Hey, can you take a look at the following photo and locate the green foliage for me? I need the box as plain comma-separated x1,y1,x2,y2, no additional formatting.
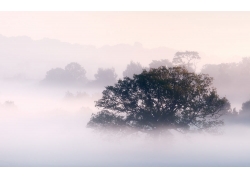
88,66,230,135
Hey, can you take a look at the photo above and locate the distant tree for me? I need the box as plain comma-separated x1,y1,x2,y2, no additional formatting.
87,66,230,135
64,91,89,100
172,51,201,71
149,59,173,69
42,62,87,86
44,68,70,84
76,91,89,99
237,57,250,79
65,62,87,83
3,101,17,110
93,68,117,86
222,107,239,121
4,101,15,107
240,100,250,116
201,63,236,88
201,64,219,78
231,108,238,116
123,61,143,78
200,58,250,113
65,91,74,99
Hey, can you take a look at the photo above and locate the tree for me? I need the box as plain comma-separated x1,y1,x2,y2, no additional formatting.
42,62,87,86
44,68,70,84
65,62,87,83
240,100,250,116
87,66,230,135
149,59,173,69
172,51,201,71
92,68,117,86
123,61,143,78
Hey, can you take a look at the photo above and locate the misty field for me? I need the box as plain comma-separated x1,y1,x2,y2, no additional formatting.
0,80,250,166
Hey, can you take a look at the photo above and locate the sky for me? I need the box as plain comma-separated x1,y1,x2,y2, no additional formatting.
1,12,250,58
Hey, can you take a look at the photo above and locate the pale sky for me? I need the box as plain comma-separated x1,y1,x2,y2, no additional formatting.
1,12,250,57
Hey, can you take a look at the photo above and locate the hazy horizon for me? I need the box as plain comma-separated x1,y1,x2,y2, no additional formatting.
1,12,250,58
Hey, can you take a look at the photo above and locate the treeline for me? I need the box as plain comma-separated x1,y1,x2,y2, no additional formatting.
201,58,250,86
39,50,250,126
225,99,250,125
41,62,117,87
201,57,250,102
41,59,175,87
41,51,250,109
41,51,201,87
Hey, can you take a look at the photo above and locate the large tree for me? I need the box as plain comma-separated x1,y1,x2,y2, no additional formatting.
87,66,230,135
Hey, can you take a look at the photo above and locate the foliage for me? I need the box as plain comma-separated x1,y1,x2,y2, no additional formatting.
200,58,250,104
172,51,201,71
149,59,173,69
44,68,69,82
88,66,230,135
88,110,127,130
64,91,89,100
201,57,250,87
123,61,143,78
65,62,87,82
240,100,250,115
92,68,118,86
42,62,87,86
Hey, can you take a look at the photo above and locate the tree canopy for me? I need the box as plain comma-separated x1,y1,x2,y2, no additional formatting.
87,66,230,135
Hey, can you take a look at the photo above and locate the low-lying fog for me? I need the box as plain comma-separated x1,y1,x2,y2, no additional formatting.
1,80,250,167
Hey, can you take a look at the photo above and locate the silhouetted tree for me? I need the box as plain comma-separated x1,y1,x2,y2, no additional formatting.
88,66,230,135
172,51,201,71
149,59,173,69
123,61,143,78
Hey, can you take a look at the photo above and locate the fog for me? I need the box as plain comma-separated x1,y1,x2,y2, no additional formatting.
1,26,250,166
0,78,250,167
